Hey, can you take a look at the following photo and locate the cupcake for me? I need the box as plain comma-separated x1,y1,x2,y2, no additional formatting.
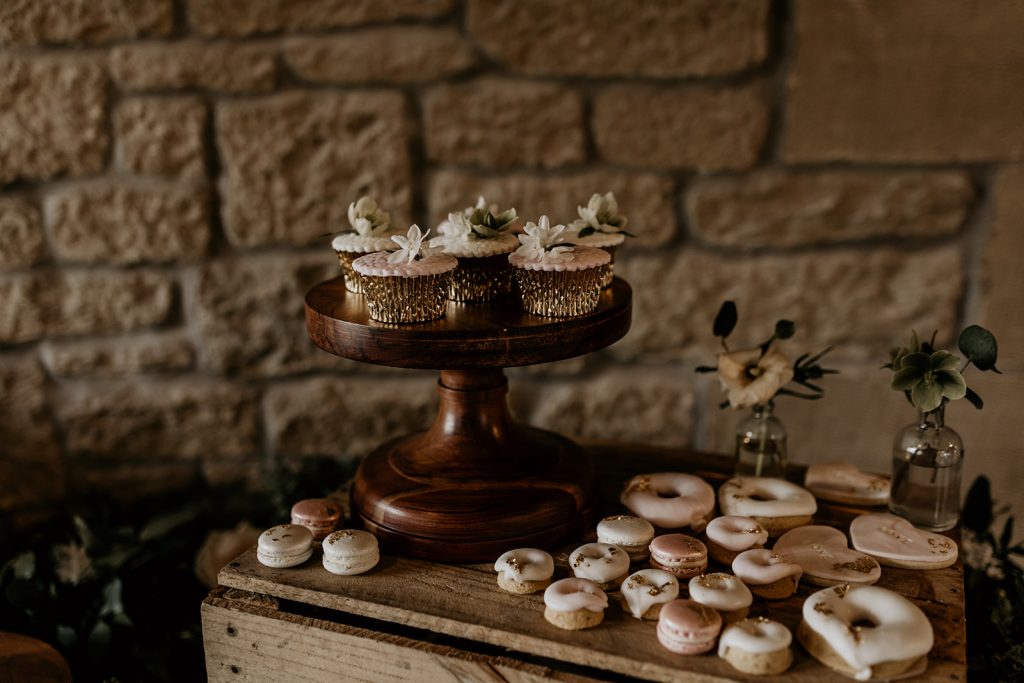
331,196,401,293
429,196,520,302
565,192,632,288
352,225,457,323
508,216,610,318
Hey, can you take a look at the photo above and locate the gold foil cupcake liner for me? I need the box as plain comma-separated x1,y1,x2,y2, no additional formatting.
513,266,606,317
361,272,452,323
336,250,366,294
599,245,618,289
448,254,515,302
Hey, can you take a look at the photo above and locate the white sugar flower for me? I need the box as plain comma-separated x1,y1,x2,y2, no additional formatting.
388,224,437,263
347,196,391,236
717,344,794,409
514,215,574,264
575,192,628,236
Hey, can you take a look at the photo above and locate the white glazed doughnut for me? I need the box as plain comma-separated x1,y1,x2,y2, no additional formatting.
544,578,608,613
620,569,680,619
799,584,933,681
569,543,630,589
718,477,816,535
706,516,769,552
494,548,554,582
718,617,794,675
774,526,880,586
805,462,890,506
688,573,753,614
620,473,715,530
597,515,655,561
732,549,802,585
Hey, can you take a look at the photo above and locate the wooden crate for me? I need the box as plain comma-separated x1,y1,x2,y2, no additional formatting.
203,447,967,682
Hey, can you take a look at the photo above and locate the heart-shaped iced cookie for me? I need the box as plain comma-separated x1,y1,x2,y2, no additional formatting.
774,525,880,586
849,513,958,570
804,461,890,506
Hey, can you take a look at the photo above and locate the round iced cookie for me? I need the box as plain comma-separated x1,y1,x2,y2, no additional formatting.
849,513,958,570
805,461,890,506
774,526,880,586
732,549,802,600
799,584,934,681
321,529,380,576
620,569,680,620
543,578,608,631
718,477,817,537
649,534,708,579
597,515,656,562
705,515,769,566
569,543,630,591
718,617,794,675
493,548,554,594
657,599,723,655
290,498,343,542
688,573,753,624
257,524,313,569
620,473,715,531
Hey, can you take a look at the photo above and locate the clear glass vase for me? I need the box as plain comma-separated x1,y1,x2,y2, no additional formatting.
734,402,787,478
889,405,964,531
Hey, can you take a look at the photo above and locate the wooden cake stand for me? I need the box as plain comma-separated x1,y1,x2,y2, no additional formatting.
304,276,632,563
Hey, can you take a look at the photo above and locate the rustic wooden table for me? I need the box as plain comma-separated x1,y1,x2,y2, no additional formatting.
202,446,966,683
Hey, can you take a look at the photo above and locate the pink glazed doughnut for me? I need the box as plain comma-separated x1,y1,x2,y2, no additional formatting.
620,473,715,531
657,599,723,655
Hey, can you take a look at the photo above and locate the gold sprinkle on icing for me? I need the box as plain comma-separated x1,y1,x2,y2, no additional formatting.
832,557,879,573
848,624,865,644
881,526,911,544
928,537,953,555
813,601,833,615
626,476,652,493
833,584,850,598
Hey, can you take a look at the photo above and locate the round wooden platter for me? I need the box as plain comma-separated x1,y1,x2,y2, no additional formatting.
304,276,633,563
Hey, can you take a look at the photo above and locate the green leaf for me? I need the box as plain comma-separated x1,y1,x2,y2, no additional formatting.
911,379,944,413
1001,516,1015,554
87,620,111,660
694,365,717,373
900,352,931,372
576,226,595,238
965,386,984,410
963,476,994,533
959,324,999,371
56,625,77,649
774,319,795,339
713,301,738,338
930,350,961,372
935,369,967,400
892,367,924,391
11,552,35,580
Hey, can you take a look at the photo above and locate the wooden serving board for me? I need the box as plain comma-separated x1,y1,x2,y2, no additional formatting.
209,446,966,683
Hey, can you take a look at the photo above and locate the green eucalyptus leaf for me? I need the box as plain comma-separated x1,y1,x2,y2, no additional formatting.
911,379,944,413
11,552,35,580
959,324,999,371
892,367,924,391
774,319,796,339
694,365,718,373
87,620,111,660
900,352,931,372
713,301,738,338
56,625,77,649
1001,517,1015,554
963,476,994,534
936,369,967,400
910,329,920,352
965,386,984,410
931,350,961,372
576,226,596,238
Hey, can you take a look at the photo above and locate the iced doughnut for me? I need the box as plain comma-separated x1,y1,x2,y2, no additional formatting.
597,515,655,562
620,473,715,531
732,549,802,599
543,578,608,630
705,515,769,565
688,572,753,624
620,569,679,620
718,617,794,675
798,584,933,681
774,526,880,586
649,534,708,579
569,543,630,591
849,513,958,570
493,548,554,594
657,599,722,655
718,477,816,537
805,461,890,506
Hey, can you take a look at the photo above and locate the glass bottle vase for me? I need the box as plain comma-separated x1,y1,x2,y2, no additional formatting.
889,405,964,532
734,402,787,478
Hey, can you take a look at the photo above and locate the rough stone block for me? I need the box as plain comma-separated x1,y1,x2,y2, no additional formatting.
422,79,585,169
0,56,107,183
285,27,477,84
187,0,454,36
0,270,175,343
0,197,47,268
428,170,677,247
216,92,411,247
466,0,768,77
593,84,769,170
615,245,964,363
47,181,209,264
983,166,1024,369
110,41,276,93
264,377,437,458
115,97,207,178
56,380,258,459
785,0,1024,162
41,332,195,377
68,462,198,503
0,0,172,46
687,170,974,248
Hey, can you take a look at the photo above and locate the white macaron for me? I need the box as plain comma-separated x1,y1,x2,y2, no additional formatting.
322,529,380,576
257,524,313,568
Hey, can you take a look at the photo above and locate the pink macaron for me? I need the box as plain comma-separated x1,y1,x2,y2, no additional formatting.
657,599,723,655
649,534,708,578
290,498,343,541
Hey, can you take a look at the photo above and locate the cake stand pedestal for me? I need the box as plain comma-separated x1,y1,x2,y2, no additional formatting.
304,277,632,562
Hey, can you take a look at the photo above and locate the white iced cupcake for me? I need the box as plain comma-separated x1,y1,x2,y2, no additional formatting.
331,196,402,293
429,196,520,302
508,216,610,318
352,225,457,323
565,192,631,289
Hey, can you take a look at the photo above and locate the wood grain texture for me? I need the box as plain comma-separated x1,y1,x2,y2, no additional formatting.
217,446,967,683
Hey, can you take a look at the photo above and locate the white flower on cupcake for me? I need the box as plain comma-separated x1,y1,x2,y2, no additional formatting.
514,215,575,264
388,224,438,264
571,192,629,238
347,196,391,236
717,344,795,409
433,196,518,247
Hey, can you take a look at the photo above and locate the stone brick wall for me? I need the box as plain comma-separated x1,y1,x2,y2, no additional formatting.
2,0,1023,530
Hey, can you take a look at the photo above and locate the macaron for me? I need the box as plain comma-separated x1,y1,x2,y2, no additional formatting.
322,529,380,576
649,534,708,578
657,599,723,655
597,515,656,562
257,524,313,568
290,498,343,541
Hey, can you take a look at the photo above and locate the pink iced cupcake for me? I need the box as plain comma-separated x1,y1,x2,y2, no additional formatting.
657,599,723,655
331,196,402,293
565,192,631,289
352,225,457,323
429,196,520,302
508,216,610,317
